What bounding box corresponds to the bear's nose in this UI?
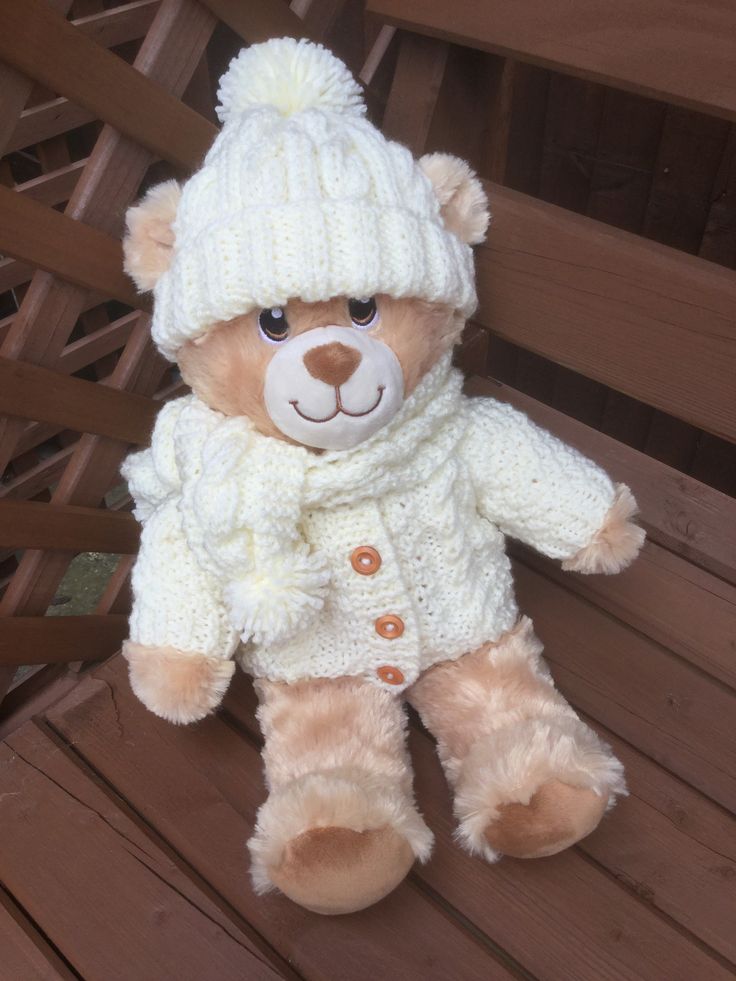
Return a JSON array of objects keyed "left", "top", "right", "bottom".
[{"left": 303, "top": 342, "right": 362, "bottom": 387}]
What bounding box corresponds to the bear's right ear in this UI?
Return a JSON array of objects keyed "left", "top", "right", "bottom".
[{"left": 123, "top": 180, "right": 181, "bottom": 292}]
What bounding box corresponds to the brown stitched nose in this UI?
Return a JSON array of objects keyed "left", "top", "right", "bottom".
[{"left": 303, "top": 342, "right": 362, "bottom": 387}]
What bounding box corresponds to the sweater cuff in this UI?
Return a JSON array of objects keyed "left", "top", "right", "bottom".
[{"left": 561, "top": 484, "right": 645, "bottom": 575}]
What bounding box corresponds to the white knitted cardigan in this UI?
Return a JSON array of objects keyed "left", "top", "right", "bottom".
[
  {"left": 123, "top": 355, "right": 466, "bottom": 651},
  {"left": 123, "top": 354, "right": 622, "bottom": 680}
]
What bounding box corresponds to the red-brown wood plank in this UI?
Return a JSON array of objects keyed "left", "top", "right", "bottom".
[
  {"left": 198, "top": 0, "right": 319, "bottom": 44},
  {"left": 0, "top": 356, "right": 157, "bottom": 444},
  {"left": 5, "top": 98, "right": 95, "bottom": 154},
  {"left": 515, "top": 540, "right": 736, "bottom": 691},
  {"left": 46, "top": 661, "right": 517, "bottom": 981},
  {"left": 513, "top": 560, "right": 736, "bottom": 813},
  {"left": 472, "top": 182, "right": 736, "bottom": 442},
  {"left": 464, "top": 377, "right": 736, "bottom": 584},
  {"left": 225, "top": 673, "right": 736, "bottom": 978},
  {"left": 0, "top": 615, "right": 127, "bottom": 665},
  {"left": 0, "top": 0, "right": 217, "bottom": 171},
  {"left": 0, "top": 888, "right": 75, "bottom": 981},
  {"left": 0, "top": 185, "right": 143, "bottom": 307},
  {"left": 0, "top": 500, "right": 139, "bottom": 553},
  {"left": 73, "top": 0, "right": 160, "bottom": 48},
  {"left": 368, "top": 0, "right": 736, "bottom": 122},
  {"left": 0, "top": 723, "right": 287, "bottom": 981}
]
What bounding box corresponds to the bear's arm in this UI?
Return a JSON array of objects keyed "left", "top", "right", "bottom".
[
  {"left": 123, "top": 498, "right": 240, "bottom": 724},
  {"left": 461, "top": 397, "right": 644, "bottom": 574}
]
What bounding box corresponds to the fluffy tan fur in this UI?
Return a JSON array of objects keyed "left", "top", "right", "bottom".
[
  {"left": 122, "top": 180, "right": 180, "bottom": 291},
  {"left": 178, "top": 295, "right": 461, "bottom": 441},
  {"left": 248, "top": 675, "right": 432, "bottom": 903},
  {"left": 408, "top": 618, "right": 625, "bottom": 860},
  {"left": 562, "top": 483, "right": 645, "bottom": 574},
  {"left": 419, "top": 153, "right": 490, "bottom": 245},
  {"left": 123, "top": 641, "right": 235, "bottom": 725}
]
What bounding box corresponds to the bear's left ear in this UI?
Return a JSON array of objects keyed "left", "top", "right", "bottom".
[
  {"left": 419, "top": 153, "right": 489, "bottom": 245},
  {"left": 123, "top": 180, "right": 181, "bottom": 292}
]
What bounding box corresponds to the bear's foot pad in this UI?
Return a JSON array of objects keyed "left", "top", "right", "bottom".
[
  {"left": 484, "top": 779, "right": 608, "bottom": 859},
  {"left": 269, "top": 825, "right": 414, "bottom": 915}
]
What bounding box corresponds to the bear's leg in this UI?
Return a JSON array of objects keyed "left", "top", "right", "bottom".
[
  {"left": 408, "top": 617, "right": 625, "bottom": 861},
  {"left": 248, "top": 675, "right": 432, "bottom": 914}
]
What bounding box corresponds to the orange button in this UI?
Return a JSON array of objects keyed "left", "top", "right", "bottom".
[
  {"left": 375, "top": 614, "right": 404, "bottom": 639},
  {"left": 351, "top": 546, "right": 381, "bottom": 576},
  {"left": 377, "top": 665, "right": 405, "bottom": 686}
]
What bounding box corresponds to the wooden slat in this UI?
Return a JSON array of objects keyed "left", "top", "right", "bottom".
[
  {"left": 0, "top": 0, "right": 217, "bottom": 172},
  {"left": 0, "top": 724, "right": 286, "bottom": 981},
  {"left": 225, "top": 672, "right": 736, "bottom": 979},
  {"left": 73, "top": 0, "right": 160, "bottom": 47},
  {"left": 465, "top": 377, "right": 736, "bottom": 584},
  {"left": 15, "top": 160, "right": 87, "bottom": 207},
  {"left": 0, "top": 615, "right": 127, "bottom": 665},
  {"left": 0, "top": 357, "right": 157, "bottom": 444},
  {"left": 0, "top": 501, "right": 139, "bottom": 553},
  {"left": 368, "top": 0, "right": 736, "bottom": 122},
  {"left": 516, "top": 540, "right": 736, "bottom": 691},
  {"left": 513, "top": 560, "right": 736, "bottom": 813},
  {"left": 0, "top": 185, "right": 143, "bottom": 307},
  {"left": 198, "top": 0, "right": 319, "bottom": 43},
  {"left": 47, "top": 661, "right": 515, "bottom": 981},
  {"left": 579, "top": 717, "right": 736, "bottom": 964},
  {"left": 381, "top": 32, "right": 448, "bottom": 154},
  {"left": 5, "top": 98, "right": 95, "bottom": 155},
  {"left": 473, "top": 182, "right": 736, "bottom": 441},
  {"left": 0, "top": 888, "right": 75, "bottom": 981}
]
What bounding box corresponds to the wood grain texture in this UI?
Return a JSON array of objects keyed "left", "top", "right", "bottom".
[
  {"left": 513, "top": 560, "right": 736, "bottom": 813},
  {"left": 0, "top": 888, "right": 75, "bottom": 981},
  {"left": 225, "top": 673, "right": 735, "bottom": 979},
  {"left": 367, "top": 0, "right": 736, "bottom": 121},
  {"left": 198, "top": 0, "right": 319, "bottom": 43},
  {"left": 0, "top": 615, "right": 127, "bottom": 665},
  {"left": 0, "top": 185, "right": 143, "bottom": 307},
  {"left": 47, "top": 661, "right": 514, "bottom": 981},
  {"left": 0, "top": 0, "right": 217, "bottom": 171},
  {"left": 464, "top": 378, "right": 736, "bottom": 584},
  {"left": 0, "top": 500, "right": 139, "bottom": 553},
  {"left": 473, "top": 182, "right": 736, "bottom": 441},
  {"left": 0, "top": 356, "right": 157, "bottom": 444},
  {"left": 0, "top": 723, "right": 285, "bottom": 981},
  {"left": 515, "top": 540, "right": 736, "bottom": 691}
]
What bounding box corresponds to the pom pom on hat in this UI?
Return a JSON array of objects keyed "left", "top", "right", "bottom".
[{"left": 216, "top": 37, "right": 366, "bottom": 123}]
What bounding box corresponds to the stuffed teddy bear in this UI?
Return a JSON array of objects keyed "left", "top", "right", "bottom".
[{"left": 121, "top": 37, "right": 644, "bottom": 916}]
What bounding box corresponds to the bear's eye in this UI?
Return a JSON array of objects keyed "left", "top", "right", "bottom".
[
  {"left": 348, "top": 296, "right": 379, "bottom": 330},
  {"left": 258, "top": 307, "right": 289, "bottom": 343}
]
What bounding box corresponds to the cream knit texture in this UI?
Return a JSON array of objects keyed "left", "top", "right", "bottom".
[
  {"left": 150, "top": 38, "right": 477, "bottom": 359},
  {"left": 123, "top": 356, "right": 617, "bottom": 690}
]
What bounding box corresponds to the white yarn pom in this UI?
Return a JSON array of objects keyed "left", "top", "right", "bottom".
[
  {"left": 217, "top": 37, "right": 365, "bottom": 123},
  {"left": 224, "top": 548, "right": 330, "bottom": 647}
]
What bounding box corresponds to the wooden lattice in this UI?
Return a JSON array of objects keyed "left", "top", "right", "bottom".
[{"left": 0, "top": 0, "right": 734, "bottom": 723}]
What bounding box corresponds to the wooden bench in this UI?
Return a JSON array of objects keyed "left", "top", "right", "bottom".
[{"left": 0, "top": 1, "right": 734, "bottom": 978}]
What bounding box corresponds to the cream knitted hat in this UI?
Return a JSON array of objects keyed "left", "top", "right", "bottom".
[{"left": 151, "top": 37, "right": 479, "bottom": 358}]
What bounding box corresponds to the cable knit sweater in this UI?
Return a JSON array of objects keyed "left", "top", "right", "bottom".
[{"left": 122, "top": 355, "right": 618, "bottom": 691}]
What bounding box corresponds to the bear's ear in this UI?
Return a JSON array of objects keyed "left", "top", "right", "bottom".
[
  {"left": 123, "top": 180, "right": 181, "bottom": 291},
  {"left": 419, "top": 153, "right": 489, "bottom": 245}
]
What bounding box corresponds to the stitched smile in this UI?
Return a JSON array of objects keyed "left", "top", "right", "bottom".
[{"left": 290, "top": 386, "right": 385, "bottom": 424}]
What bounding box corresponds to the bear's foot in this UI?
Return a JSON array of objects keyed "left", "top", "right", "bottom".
[
  {"left": 248, "top": 768, "right": 432, "bottom": 914},
  {"left": 483, "top": 778, "right": 609, "bottom": 859},
  {"left": 269, "top": 825, "right": 414, "bottom": 915},
  {"left": 452, "top": 716, "right": 625, "bottom": 861}
]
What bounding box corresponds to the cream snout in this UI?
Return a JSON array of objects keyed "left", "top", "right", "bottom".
[{"left": 264, "top": 326, "right": 404, "bottom": 450}]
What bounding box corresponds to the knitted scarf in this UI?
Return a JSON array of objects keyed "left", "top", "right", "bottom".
[{"left": 124, "top": 353, "right": 466, "bottom": 647}]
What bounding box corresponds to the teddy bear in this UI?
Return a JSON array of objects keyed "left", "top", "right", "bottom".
[{"left": 120, "top": 37, "right": 644, "bottom": 916}]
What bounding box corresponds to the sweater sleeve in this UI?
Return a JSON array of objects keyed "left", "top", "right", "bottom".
[
  {"left": 461, "top": 396, "right": 620, "bottom": 561},
  {"left": 122, "top": 396, "right": 239, "bottom": 659},
  {"left": 127, "top": 497, "right": 240, "bottom": 659}
]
